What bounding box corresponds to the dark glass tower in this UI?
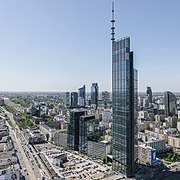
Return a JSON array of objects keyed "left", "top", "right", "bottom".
[
  {"left": 91, "top": 83, "right": 99, "bottom": 109},
  {"left": 71, "top": 92, "right": 78, "bottom": 108},
  {"left": 102, "top": 91, "right": 110, "bottom": 106},
  {"left": 67, "top": 110, "right": 95, "bottom": 152},
  {"left": 79, "top": 115, "right": 95, "bottom": 153},
  {"left": 164, "top": 91, "right": 176, "bottom": 117},
  {"left": 65, "top": 92, "right": 71, "bottom": 107},
  {"left": 67, "top": 110, "right": 86, "bottom": 151},
  {"left": 111, "top": 3, "right": 138, "bottom": 177},
  {"left": 146, "top": 86, "right": 152, "bottom": 104}
]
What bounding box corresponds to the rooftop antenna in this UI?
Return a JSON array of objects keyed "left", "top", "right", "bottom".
[{"left": 111, "top": 2, "right": 115, "bottom": 42}]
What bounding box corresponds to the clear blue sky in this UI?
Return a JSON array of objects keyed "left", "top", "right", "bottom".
[{"left": 0, "top": 0, "right": 180, "bottom": 92}]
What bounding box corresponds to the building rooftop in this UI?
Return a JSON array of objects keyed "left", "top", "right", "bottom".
[
  {"left": 54, "top": 153, "right": 67, "bottom": 160},
  {"left": 139, "top": 144, "right": 154, "bottom": 150},
  {"left": 101, "top": 140, "right": 109, "bottom": 144}
]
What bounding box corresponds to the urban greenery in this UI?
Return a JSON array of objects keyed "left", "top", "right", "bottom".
[
  {"left": 4, "top": 105, "right": 17, "bottom": 114},
  {"left": 47, "top": 117, "right": 53, "bottom": 123},
  {"left": 164, "top": 152, "right": 180, "bottom": 163},
  {"left": 102, "top": 156, "right": 107, "bottom": 164},
  {"left": 11, "top": 98, "right": 31, "bottom": 108},
  {"left": 100, "top": 135, "right": 105, "bottom": 141},
  {"left": 21, "top": 113, "right": 34, "bottom": 127},
  {"left": 108, "top": 131, "right": 112, "bottom": 136},
  {"left": 0, "top": 107, "right": 13, "bottom": 127},
  {"left": 5, "top": 114, "right": 13, "bottom": 127},
  {"left": 0, "top": 107, "right": 3, "bottom": 113},
  {"left": 13, "top": 112, "right": 34, "bottom": 129}
]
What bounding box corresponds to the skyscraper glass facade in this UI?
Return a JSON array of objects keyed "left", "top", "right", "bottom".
[
  {"left": 79, "top": 115, "right": 95, "bottom": 153},
  {"left": 65, "top": 92, "right": 71, "bottom": 107},
  {"left": 146, "top": 87, "right": 152, "bottom": 104},
  {"left": 67, "top": 110, "right": 95, "bottom": 153},
  {"left": 67, "top": 110, "right": 86, "bottom": 151},
  {"left": 79, "top": 85, "right": 86, "bottom": 98},
  {"left": 164, "top": 91, "right": 176, "bottom": 117},
  {"left": 112, "top": 37, "right": 138, "bottom": 177},
  {"left": 71, "top": 92, "right": 78, "bottom": 108},
  {"left": 91, "top": 83, "right": 99, "bottom": 109},
  {"left": 78, "top": 85, "right": 86, "bottom": 107}
]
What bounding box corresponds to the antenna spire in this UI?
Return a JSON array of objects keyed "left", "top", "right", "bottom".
[{"left": 111, "top": 2, "right": 115, "bottom": 42}]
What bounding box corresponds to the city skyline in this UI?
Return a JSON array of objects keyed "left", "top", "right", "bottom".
[{"left": 0, "top": 0, "right": 180, "bottom": 92}]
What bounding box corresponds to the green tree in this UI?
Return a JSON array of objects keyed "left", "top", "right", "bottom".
[
  {"left": 47, "top": 118, "right": 53, "bottom": 123},
  {"left": 27, "top": 120, "right": 34, "bottom": 127},
  {"left": 100, "top": 135, "right": 105, "bottom": 141},
  {"left": 102, "top": 156, "right": 106, "bottom": 164}
]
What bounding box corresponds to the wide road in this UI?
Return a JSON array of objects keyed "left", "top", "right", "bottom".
[
  {"left": 13, "top": 132, "right": 37, "bottom": 180},
  {"left": 4, "top": 108, "right": 37, "bottom": 180},
  {"left": 9, "top": 126, "right": 29, "bottom": 179}
]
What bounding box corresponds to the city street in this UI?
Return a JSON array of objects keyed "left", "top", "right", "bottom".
[
  {"left": 13, "top": 131, "right": 37, "bottom": 180},
  {"left": 4, "top": 107, "right": 51, "bottom": 180},
  {"left": 4, "top": 108, "right": 37, "bottom": 180}
]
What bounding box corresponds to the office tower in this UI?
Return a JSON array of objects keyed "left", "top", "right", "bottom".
[
  {"left": 111, "top": 3, "right": 138, "bottom": 177},
  {"left": 164, "top": 91, "right": 176, "bottom": 117},
  {"left": 67, "top": 110, "right": 86, "bottom": 151},
  {"left": 146, "top": 87, "right": 152, "bottom": 104},
  {"left": 70, "top": 92, "right": 78, "bottom": 108},
  {"left": 143, "top": 97, "right": 149, "bottom": 107},
  {"left": 102, "top": 91, "right": 110, "bottom": 106},
  {"left": 91, "top": 83, "right": 99, "bottom": 109},
  {"left": 102, "top": 109, "right": 111, "bottom": 124},
  {"left": 78, "top": 85, "right": 86, "bottom": 107},
  {"left": 67, "top": 110, "right": 95, "bottom": 152},
  {"left": 65, "top": 92, "right": 71, "bottom": 107},
  {"left": 79, "top": 115, "right": 95, "bottom": 153}
]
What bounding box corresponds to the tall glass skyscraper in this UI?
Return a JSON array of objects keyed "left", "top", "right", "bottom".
[
  {"left": 164, "top": 91, "right": 176, "bottom": 117},
  {"left": 71, "top": 92, "right": 78, "bottom": 108},
  {"left": 78, "top": 85, "right": 86, "bottom": 107},
  {"left": 111, "top": 4, "right": 138, "bottom": 177},
  {"left": 67, "top": 110, "right": 86, "bottom": 151},
  {"left": 146, "top": 86, "right": 153, "bottom": 104},
  {"left": 67, "top": 110, "right": 95, "bottom": 153},
  {"left": 65, "top": 92, "right": 71, "bottom": 107},
  {"left": 79, "top": 115, "right": 95, "bottom": 153},
  {"left": 91, "top": 83, "right": 99, "bottom": 109}
]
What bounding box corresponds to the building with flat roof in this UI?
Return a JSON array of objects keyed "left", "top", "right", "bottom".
[
  {"left": 145, "top": 138, "right": 166, "bottom": 152},
  {"left": 39, "top": 122, "right": 57, "bottom": 142},
  {"left": 79, "top": 115, "right": 95, "bottom": 153},
  {"left": 168, "top": 136, "right": 180, "bottom": 149},
  {"left": 87, "top": 140, "right": 110, "bottom": 158},
  {"left": 53, "top": 153, "right": 67, "bottom": 167},
  {"left": 23, "top": 128, "right": 45, "bottom": 144},
  {"left": 138, "top": 144, "right": 156, "bottom": 166},
  {"left": 54, "top": 131, "right": 67, "bottom": 147},
  {"left": 67, "top": 110, "right": 86, "bottom": 151},
  {"left": 0, "top": 167, "right": 20, "bottom": 180}
]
